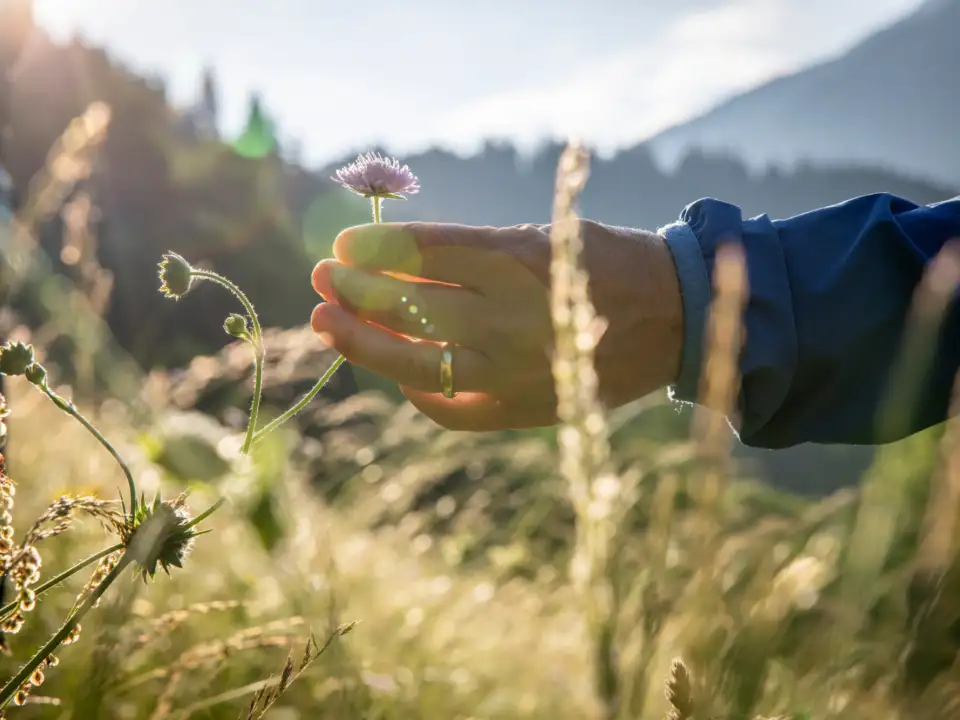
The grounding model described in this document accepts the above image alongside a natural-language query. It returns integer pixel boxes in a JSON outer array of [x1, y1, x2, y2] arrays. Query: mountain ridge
[[647, 0, 960, 187]]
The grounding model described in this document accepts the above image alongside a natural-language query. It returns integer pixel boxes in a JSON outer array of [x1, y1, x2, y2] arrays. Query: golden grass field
[[0, 114, 959, 720]]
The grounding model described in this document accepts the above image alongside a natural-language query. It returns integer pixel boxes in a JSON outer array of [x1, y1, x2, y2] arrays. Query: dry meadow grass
[[0, 110, 958, 719]]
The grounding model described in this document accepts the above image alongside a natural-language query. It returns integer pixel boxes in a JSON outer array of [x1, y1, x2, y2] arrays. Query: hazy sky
[[33, 0, 926, 167]]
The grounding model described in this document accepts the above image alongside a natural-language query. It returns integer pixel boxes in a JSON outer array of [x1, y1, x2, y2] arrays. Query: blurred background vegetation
[[0, 0, 959, 717]]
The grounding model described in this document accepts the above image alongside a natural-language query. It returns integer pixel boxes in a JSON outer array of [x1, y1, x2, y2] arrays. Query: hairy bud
[[157, 252, 194, 300], [23, 363, 46, 387], [223, 313, 251, 341]]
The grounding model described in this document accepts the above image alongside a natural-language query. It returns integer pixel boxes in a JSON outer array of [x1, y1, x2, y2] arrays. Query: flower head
[[0, 342, 35, 377], [158, 252, 194, 299], [332, 152, 419, 199], [119, 493, 199, 582]]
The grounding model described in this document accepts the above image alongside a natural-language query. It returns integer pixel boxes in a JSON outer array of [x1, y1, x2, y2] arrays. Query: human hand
[[311, 220, 683, 431]]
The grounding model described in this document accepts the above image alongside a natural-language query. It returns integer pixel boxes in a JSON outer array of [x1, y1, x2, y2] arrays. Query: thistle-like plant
[[157, 151, 420, 451], [0, 343, 221, 710]]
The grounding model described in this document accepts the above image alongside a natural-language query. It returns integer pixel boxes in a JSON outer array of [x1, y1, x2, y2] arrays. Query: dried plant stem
[[245, 623, 356, 720], [37, 384, 137, 518], [549, 142, 623, 720], [692, 244, 748, 559], [843, 242, 960, 624], [190, 269, 264, 454], [917, 369, 960, 574], [0, 551, 132, 709], [0, 543, 123, 623]]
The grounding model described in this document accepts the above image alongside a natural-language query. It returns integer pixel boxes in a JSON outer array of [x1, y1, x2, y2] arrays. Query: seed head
[[332, 152, 419, 199], [665, 658, 694, 719], [0, 342, 35, 377], [121, 494, 198, 582], [158, 252, 195, 300], [223, 313, 251, 340], [0, 392, 8, 449]]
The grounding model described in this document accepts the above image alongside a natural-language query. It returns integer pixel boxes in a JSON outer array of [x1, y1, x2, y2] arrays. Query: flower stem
[[190, 269, 264, 455], [0, 543, 124, 623], [38, 385, 137, 521], [252, 355, 346, 444], [0, 551, 132, 709], [251, 195, 383, 445]]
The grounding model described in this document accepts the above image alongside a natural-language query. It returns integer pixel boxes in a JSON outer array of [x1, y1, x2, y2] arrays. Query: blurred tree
[[199, 65, 219, 137], [0, 0, 36, 451], [233, 92, 276, 159]]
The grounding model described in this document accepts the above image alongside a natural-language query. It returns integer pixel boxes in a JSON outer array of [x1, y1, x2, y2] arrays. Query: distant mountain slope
[[317, 141, 956, 233], [648, 0, 960, 187]]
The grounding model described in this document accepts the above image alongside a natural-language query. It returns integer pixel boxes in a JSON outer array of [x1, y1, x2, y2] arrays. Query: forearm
[[660, 193, 960, 447]]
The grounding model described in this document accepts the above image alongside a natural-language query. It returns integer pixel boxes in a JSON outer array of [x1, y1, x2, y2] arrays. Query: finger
[[333, 222, 535, 290], [311, 303, 492, 393], [401, 387, 556, 432], [312, 259, 489, 345]]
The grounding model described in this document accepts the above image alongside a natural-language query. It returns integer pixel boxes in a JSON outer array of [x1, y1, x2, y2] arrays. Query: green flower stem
[[38, 384, 137, 521], [190, 269, 264, 455], [245, 355, 264, 454], [0, 543, 124, 623], [252, 355, 346, 444], [252, 195, 384, 445], [0, 551, 133, 709]]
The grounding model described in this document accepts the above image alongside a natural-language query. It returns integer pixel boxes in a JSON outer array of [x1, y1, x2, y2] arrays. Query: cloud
[[425, 0, 925, 157], [429, 0, 795, 155]]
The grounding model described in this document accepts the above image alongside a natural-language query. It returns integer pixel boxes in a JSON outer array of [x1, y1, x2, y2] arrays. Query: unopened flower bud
[[157, 252, 194, 299], [223, 313, 251, 340], [0, 342, 34, 377], [24, 363, 46, 387]]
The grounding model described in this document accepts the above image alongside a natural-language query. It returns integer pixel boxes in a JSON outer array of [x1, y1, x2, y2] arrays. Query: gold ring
[[440, 342, 456, 399]]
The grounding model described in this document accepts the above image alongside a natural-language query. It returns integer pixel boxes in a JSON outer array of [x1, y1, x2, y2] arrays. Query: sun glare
[[34, 0, 120, 31]]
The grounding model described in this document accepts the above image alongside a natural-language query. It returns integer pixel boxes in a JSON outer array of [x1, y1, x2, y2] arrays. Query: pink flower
[[332, 152, 420, 199]]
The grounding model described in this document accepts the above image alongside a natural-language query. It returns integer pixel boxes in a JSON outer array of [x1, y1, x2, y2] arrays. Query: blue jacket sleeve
[[660, 193, 960, 448]]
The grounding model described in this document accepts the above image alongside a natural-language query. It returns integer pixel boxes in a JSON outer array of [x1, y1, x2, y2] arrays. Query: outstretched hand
[[311, 220, 683, 431]]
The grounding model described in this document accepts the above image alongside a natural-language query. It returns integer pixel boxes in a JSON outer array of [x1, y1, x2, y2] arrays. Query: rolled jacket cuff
[[658, 220, 710, 403]]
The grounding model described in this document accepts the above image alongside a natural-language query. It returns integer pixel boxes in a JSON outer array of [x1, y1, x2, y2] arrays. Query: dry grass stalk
[[917, 368, 960, 575], [549, 141, 634, 719], [915, 242, 960, 576], [843, 241, 960, 629], [243, 622, 356, 719], [131, 600, 243, 647], [147, 618, 310, 720], [664, 658, 694, 720], [693, 242, 748, 537]]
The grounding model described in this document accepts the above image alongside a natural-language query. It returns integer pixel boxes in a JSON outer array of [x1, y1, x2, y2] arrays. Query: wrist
[[585, 222, 683, 407]]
